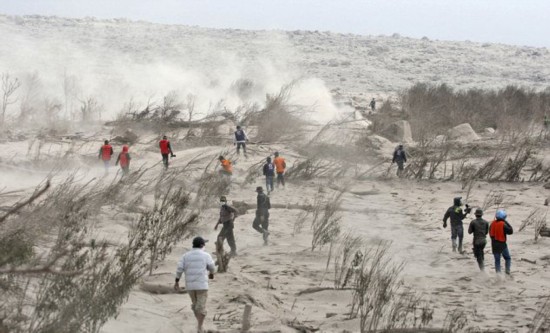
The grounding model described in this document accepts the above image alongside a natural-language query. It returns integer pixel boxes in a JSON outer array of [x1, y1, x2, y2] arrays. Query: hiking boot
[[263, 230, 269, 245]]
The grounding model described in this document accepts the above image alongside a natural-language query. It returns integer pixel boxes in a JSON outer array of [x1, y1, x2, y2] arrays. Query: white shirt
[[175, 248, 216, 291]]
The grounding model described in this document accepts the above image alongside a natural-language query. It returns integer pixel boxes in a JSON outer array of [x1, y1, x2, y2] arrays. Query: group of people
[[443, 197, 513, 274]]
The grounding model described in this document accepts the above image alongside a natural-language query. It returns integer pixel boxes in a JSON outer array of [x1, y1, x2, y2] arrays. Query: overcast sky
[[1, 0, 548, 47]]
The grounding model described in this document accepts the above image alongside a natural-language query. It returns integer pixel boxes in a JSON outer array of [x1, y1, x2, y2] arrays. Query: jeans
[[253, 212, 269, 234], [494, 247, 511, 274], [236, 142, 247, 156], [396, 161, 404, 177], [451, 224, 464, 252], [265, 176, 274, 192]]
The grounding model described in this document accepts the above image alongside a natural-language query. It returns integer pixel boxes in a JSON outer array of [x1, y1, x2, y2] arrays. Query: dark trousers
[[451, 224, 464, 251], [396, 161, 404, 177], [494, 247, 511, 274], [121, 166, 129, 175], [472, 242, 486, 270], [253, 212, 269, 234], [265, 176, 274, 192], [236, 142, 247, 156], [162, 153, 169, 169], [217, 221, 236, 253], [276, 173, 285, 187]]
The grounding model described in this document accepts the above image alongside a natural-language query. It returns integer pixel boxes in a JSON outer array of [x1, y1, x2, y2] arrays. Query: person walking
[[468, 208, 489, 270], [369, 98, 376, 113], [443, 197, 471, 253], [214, 196, 238, 257], [234, 125, 249, 157], [392, 144, 407, 177], [115, 145, 131, 175], [273, 152, 286, 188], [98, 140, 114, 172], [159, 135, 176, 169], [490, 209, 513, 275], [174, 236, 215, 333], [252, 186, 271, 245], [263, 157, 275, 193]]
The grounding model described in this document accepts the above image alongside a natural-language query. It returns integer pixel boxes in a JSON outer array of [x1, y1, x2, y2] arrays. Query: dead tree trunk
[[241, 304, 252, 332]]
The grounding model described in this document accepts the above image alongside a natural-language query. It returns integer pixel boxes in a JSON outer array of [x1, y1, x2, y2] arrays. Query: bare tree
[[79, 96, 102, 122], [1, 72, 22, 127], [18, 71, 42, 123], [62, 71, 79, 120]]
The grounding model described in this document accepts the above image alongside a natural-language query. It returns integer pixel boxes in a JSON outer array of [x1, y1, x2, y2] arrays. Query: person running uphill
[[263, 157, 275, 193], [98, 140, 114, 172], [115, 145, 131, 175], [234, 125, 249, 157], [215, 196, 238, 257], [159, 135, 175, 169], [468, 208, 489, 271], [273, 152, 286, 188], [490, 209, 513, 275], [174, 236, 215, 333], [218, 156, 233, 178], [443, 197, 471, 253], [392, 144, 407, 177], [252, 186, 271, 245]]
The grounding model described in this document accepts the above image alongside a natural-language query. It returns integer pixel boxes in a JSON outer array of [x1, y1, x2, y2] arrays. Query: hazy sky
[[1, 0, 548, 47]]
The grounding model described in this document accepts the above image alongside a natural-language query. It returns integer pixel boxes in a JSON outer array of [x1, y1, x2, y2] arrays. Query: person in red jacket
[[159, 135, 175, 169], [489, 209, 513, 275], [115, 145, 131, 175], [98, 140, 114, 172]]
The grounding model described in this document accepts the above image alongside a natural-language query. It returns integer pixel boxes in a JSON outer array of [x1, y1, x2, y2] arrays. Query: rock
[[484, 127, 496, 135], [112, 129, 138, 144], [381, 120, 413, 143], [447, 123, 480, 143], [364, 135, 394, 152], [325, 313, 337, 318]]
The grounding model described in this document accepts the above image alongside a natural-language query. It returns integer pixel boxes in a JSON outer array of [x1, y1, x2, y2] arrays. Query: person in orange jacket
[[98, 140, 114, 172], [490, 209, 513, 275], [273, 151, 286, 188], [159, 135, 176, 169], [115, 145, 132, 175], [218, 156, 233, 177]]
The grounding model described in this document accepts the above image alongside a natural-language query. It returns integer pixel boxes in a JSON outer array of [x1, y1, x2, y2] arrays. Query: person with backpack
[[273, 152, 286, 188], [263, 157, 275, 194], [392, 144, 407, 177], [98, 140, 114, 172], [159, 135, 175, 169], [443, 197, 471, 253], [468, 208, 489, 270], [115, 145, 131, 175], [252, 186, 271, 245], [214, 196, 238, 257], [490, 209, 514, 275], [234, 125, 249, 157]]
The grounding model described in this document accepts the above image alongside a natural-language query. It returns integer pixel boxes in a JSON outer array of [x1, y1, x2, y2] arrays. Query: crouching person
[[174, 236, 215, 333]]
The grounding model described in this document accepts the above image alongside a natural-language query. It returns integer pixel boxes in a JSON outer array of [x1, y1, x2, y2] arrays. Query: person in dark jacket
[[490, 209, 513, 275], [214, 196, 238, 257], [115, 145, 132, 175], [252, 187, 271, 245], [392, 144, 407, 177], [369, 98, 376, 113], [98, 140, 114, 172], [443, 197, 471, 253], [159, 135, 175, 169], [263, 157, 275, 194], [468, 208, 489, 270], [234, 125, 249, 157]]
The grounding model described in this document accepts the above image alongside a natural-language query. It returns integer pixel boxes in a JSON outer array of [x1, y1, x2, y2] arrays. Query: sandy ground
[[2, 134, 549, 332]]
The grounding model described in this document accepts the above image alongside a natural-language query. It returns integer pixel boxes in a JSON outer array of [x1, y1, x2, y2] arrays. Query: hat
[[475, 208, 483, 216], [256, 186, 263, 192], [192, 236, 208, 248]]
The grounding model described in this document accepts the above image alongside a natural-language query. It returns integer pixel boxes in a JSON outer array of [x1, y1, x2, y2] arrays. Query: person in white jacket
[[174, 236, 216, 333]]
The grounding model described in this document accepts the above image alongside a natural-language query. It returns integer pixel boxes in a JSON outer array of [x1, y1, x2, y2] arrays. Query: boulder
[[484, 127, 496, 135], [112, 129, 138, 144], [381, 120, 413, 143], [447, 123, 480, 143], [364, 135, 395, 152]]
